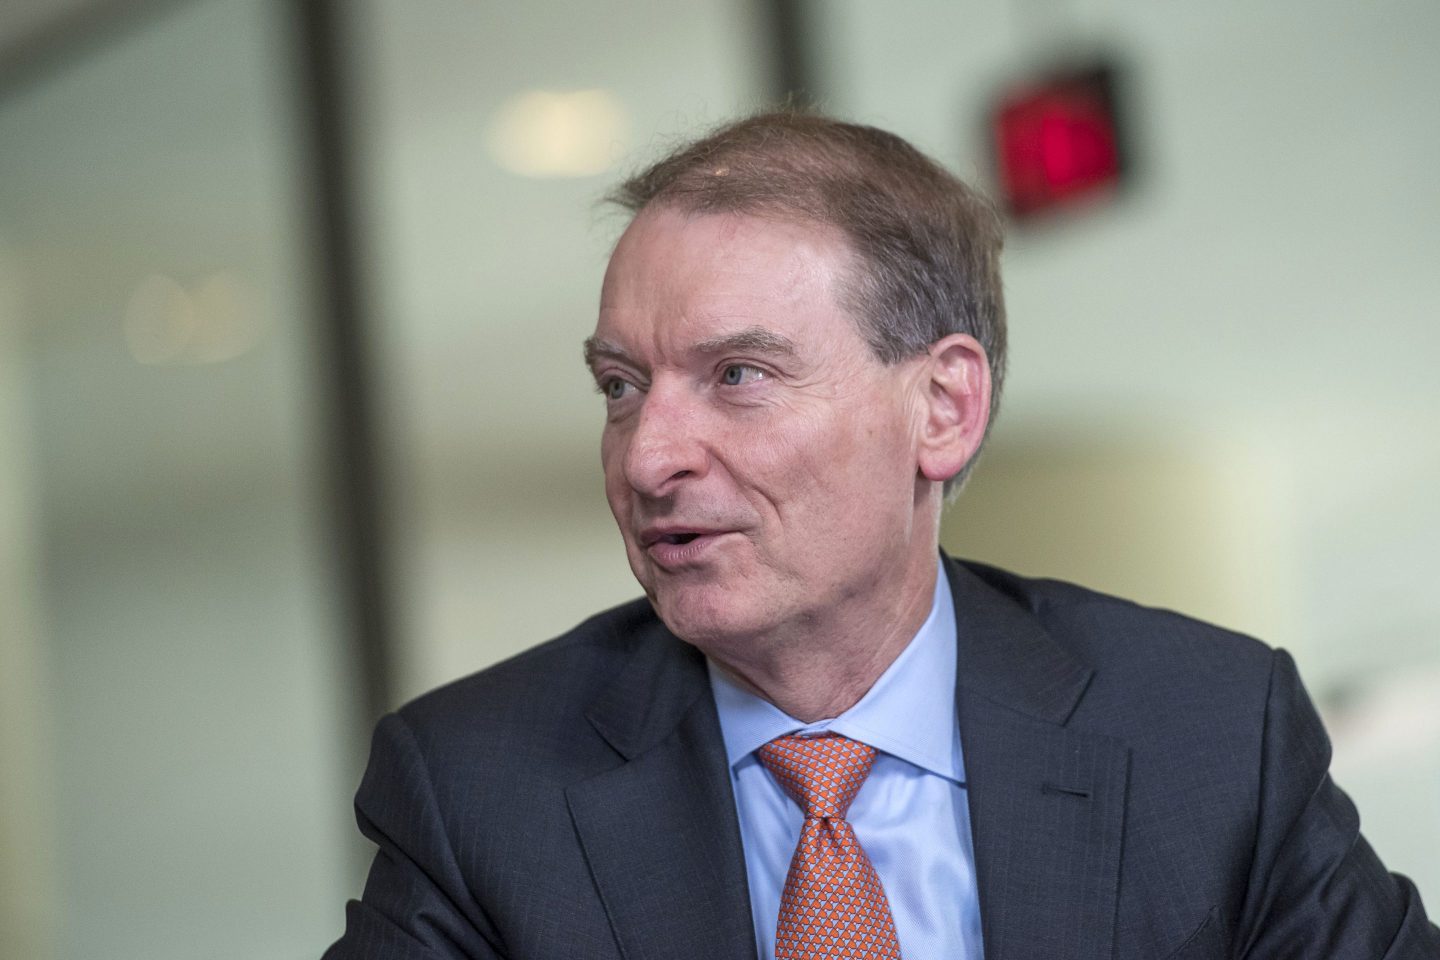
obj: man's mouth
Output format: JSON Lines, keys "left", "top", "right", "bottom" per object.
{"left": 639, "top": 527, "right": 731, "bottom": 565}
{"left": 641, "top": 526, "right": 719, "bottom": 547}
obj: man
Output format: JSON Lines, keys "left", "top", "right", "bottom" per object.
{"left": 325, "top": 114, "right": 1438, "bottom": 959}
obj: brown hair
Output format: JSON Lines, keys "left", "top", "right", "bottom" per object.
{"left": 608, "top": 111, "right": 1007, "bottom": 493}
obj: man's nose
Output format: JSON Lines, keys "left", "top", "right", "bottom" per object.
{"left": 621, "top": 385, "right": 708, "bottom": 497}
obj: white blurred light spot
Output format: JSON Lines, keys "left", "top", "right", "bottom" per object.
{"left": 124, "top": 271, "right": 261, "bottom": 365}
{"left": 486, "top": 89, "right": 630, "bottom": 178}
{"left": 190, "top": 272, "right": 261, "bottom": 363}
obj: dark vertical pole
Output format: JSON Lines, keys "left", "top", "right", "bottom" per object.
{"left": 289, "top": 0, "right": 396, "bottom": 726}
{"left": 760, "top": 0, "right": 818, "bottom": 107}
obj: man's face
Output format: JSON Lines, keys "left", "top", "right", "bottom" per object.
{"left": 588, "top": 207, "right": 929, "bottom": 654}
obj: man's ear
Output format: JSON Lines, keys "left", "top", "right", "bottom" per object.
{"left": 915, "top": 333, "right": 991, "bottom": 484}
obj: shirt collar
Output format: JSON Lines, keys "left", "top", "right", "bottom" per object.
{"left": 707, "top": 561, "right": 964, "bottom": 784}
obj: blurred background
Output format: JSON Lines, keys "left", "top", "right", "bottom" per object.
{"left": 1, "top": 0, "right": 1436, "bottom": 957}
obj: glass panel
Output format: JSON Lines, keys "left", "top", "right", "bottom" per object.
{"left": 0, "top": 2, "right": 360, "bottom": 957}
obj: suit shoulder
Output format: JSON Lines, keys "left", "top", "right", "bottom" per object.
{"left": 956, "top": 557, "right": 1275, "bottom": 681}
{"left": 394, "top": 595, "right": 659, "bottom": 736}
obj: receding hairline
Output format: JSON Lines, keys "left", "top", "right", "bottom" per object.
{"left": 604, "top": 110, "right": 958, "bottom": 218}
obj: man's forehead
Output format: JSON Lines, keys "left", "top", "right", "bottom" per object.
{"left": 603, "top": 206, "right": 850, "bottom": 289}
{"left": 587, "top": 207, "right": 864, "bottom": 374}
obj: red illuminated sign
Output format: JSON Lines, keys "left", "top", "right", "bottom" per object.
{"left": 992, "top": 63, "right": 1126, "bottom": 218}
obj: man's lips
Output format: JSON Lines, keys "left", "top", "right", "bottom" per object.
{"left": 638, "top": 525, "right": 732, "bottom": 548}
{"left": 636, "top": 525, "right": 739, "bottom": 567}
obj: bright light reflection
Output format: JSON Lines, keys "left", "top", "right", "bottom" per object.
{"left": 485, "top": 89, "right": 630, "bottom": 178}
{"left": 190, "top": 271, "right": 260, "bottom": 363}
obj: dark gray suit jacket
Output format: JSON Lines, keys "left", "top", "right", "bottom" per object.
{"left": 324, "top": 556, "right": 1440, "bottom": 959}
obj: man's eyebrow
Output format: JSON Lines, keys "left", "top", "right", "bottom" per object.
{"left": 583, "top": 327, "right": 798, "bottom": 372}
{"left": 582, "top": 336, "right": 630, "bottom": 372}
{"left": 691, "top": 326, "right": 798, "bottom": 359}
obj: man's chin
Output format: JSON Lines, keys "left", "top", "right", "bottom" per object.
{"left": 647, "top": 586, "right": 763, "bottom": 652}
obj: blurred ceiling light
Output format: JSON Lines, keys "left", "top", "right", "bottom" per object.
{"left": 486, "top": 89, "right": 630, "bottom": 178}
{"left": 189, "top": 271, "right": 261, "bottom": 363}
{"left": 124, "top": 271, "right": 261, "bottom": 365}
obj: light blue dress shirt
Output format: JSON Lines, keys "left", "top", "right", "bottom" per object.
{"left": 707, "top": 564, "right": 984, "bottom": 960}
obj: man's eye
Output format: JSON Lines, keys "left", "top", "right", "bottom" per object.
{"left": 602, "top": 378, "right": 634, "bottom": 401}
{"left": 720, "top": 364, "right": 764, "bottom": 386}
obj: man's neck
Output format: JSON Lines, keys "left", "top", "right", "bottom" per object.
{"left": 708, "top": 554, "right": 941, "bottom": 723}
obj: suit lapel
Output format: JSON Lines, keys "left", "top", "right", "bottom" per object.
{"left": 946, "top": 558, "right": 1130, "bottom": 960}
{"left": 567, "top": 620, "right": 756, "bottom": 960}
{"left": 567, "top": 559, "right": 1128, "bottom": 960}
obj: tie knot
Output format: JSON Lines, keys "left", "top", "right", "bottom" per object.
{"left": 757, "top": 734, "right": 876, "bottom": 820}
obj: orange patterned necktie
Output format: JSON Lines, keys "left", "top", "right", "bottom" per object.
{"left": 757, "top": 734, "right": 903, "bottom": 960}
